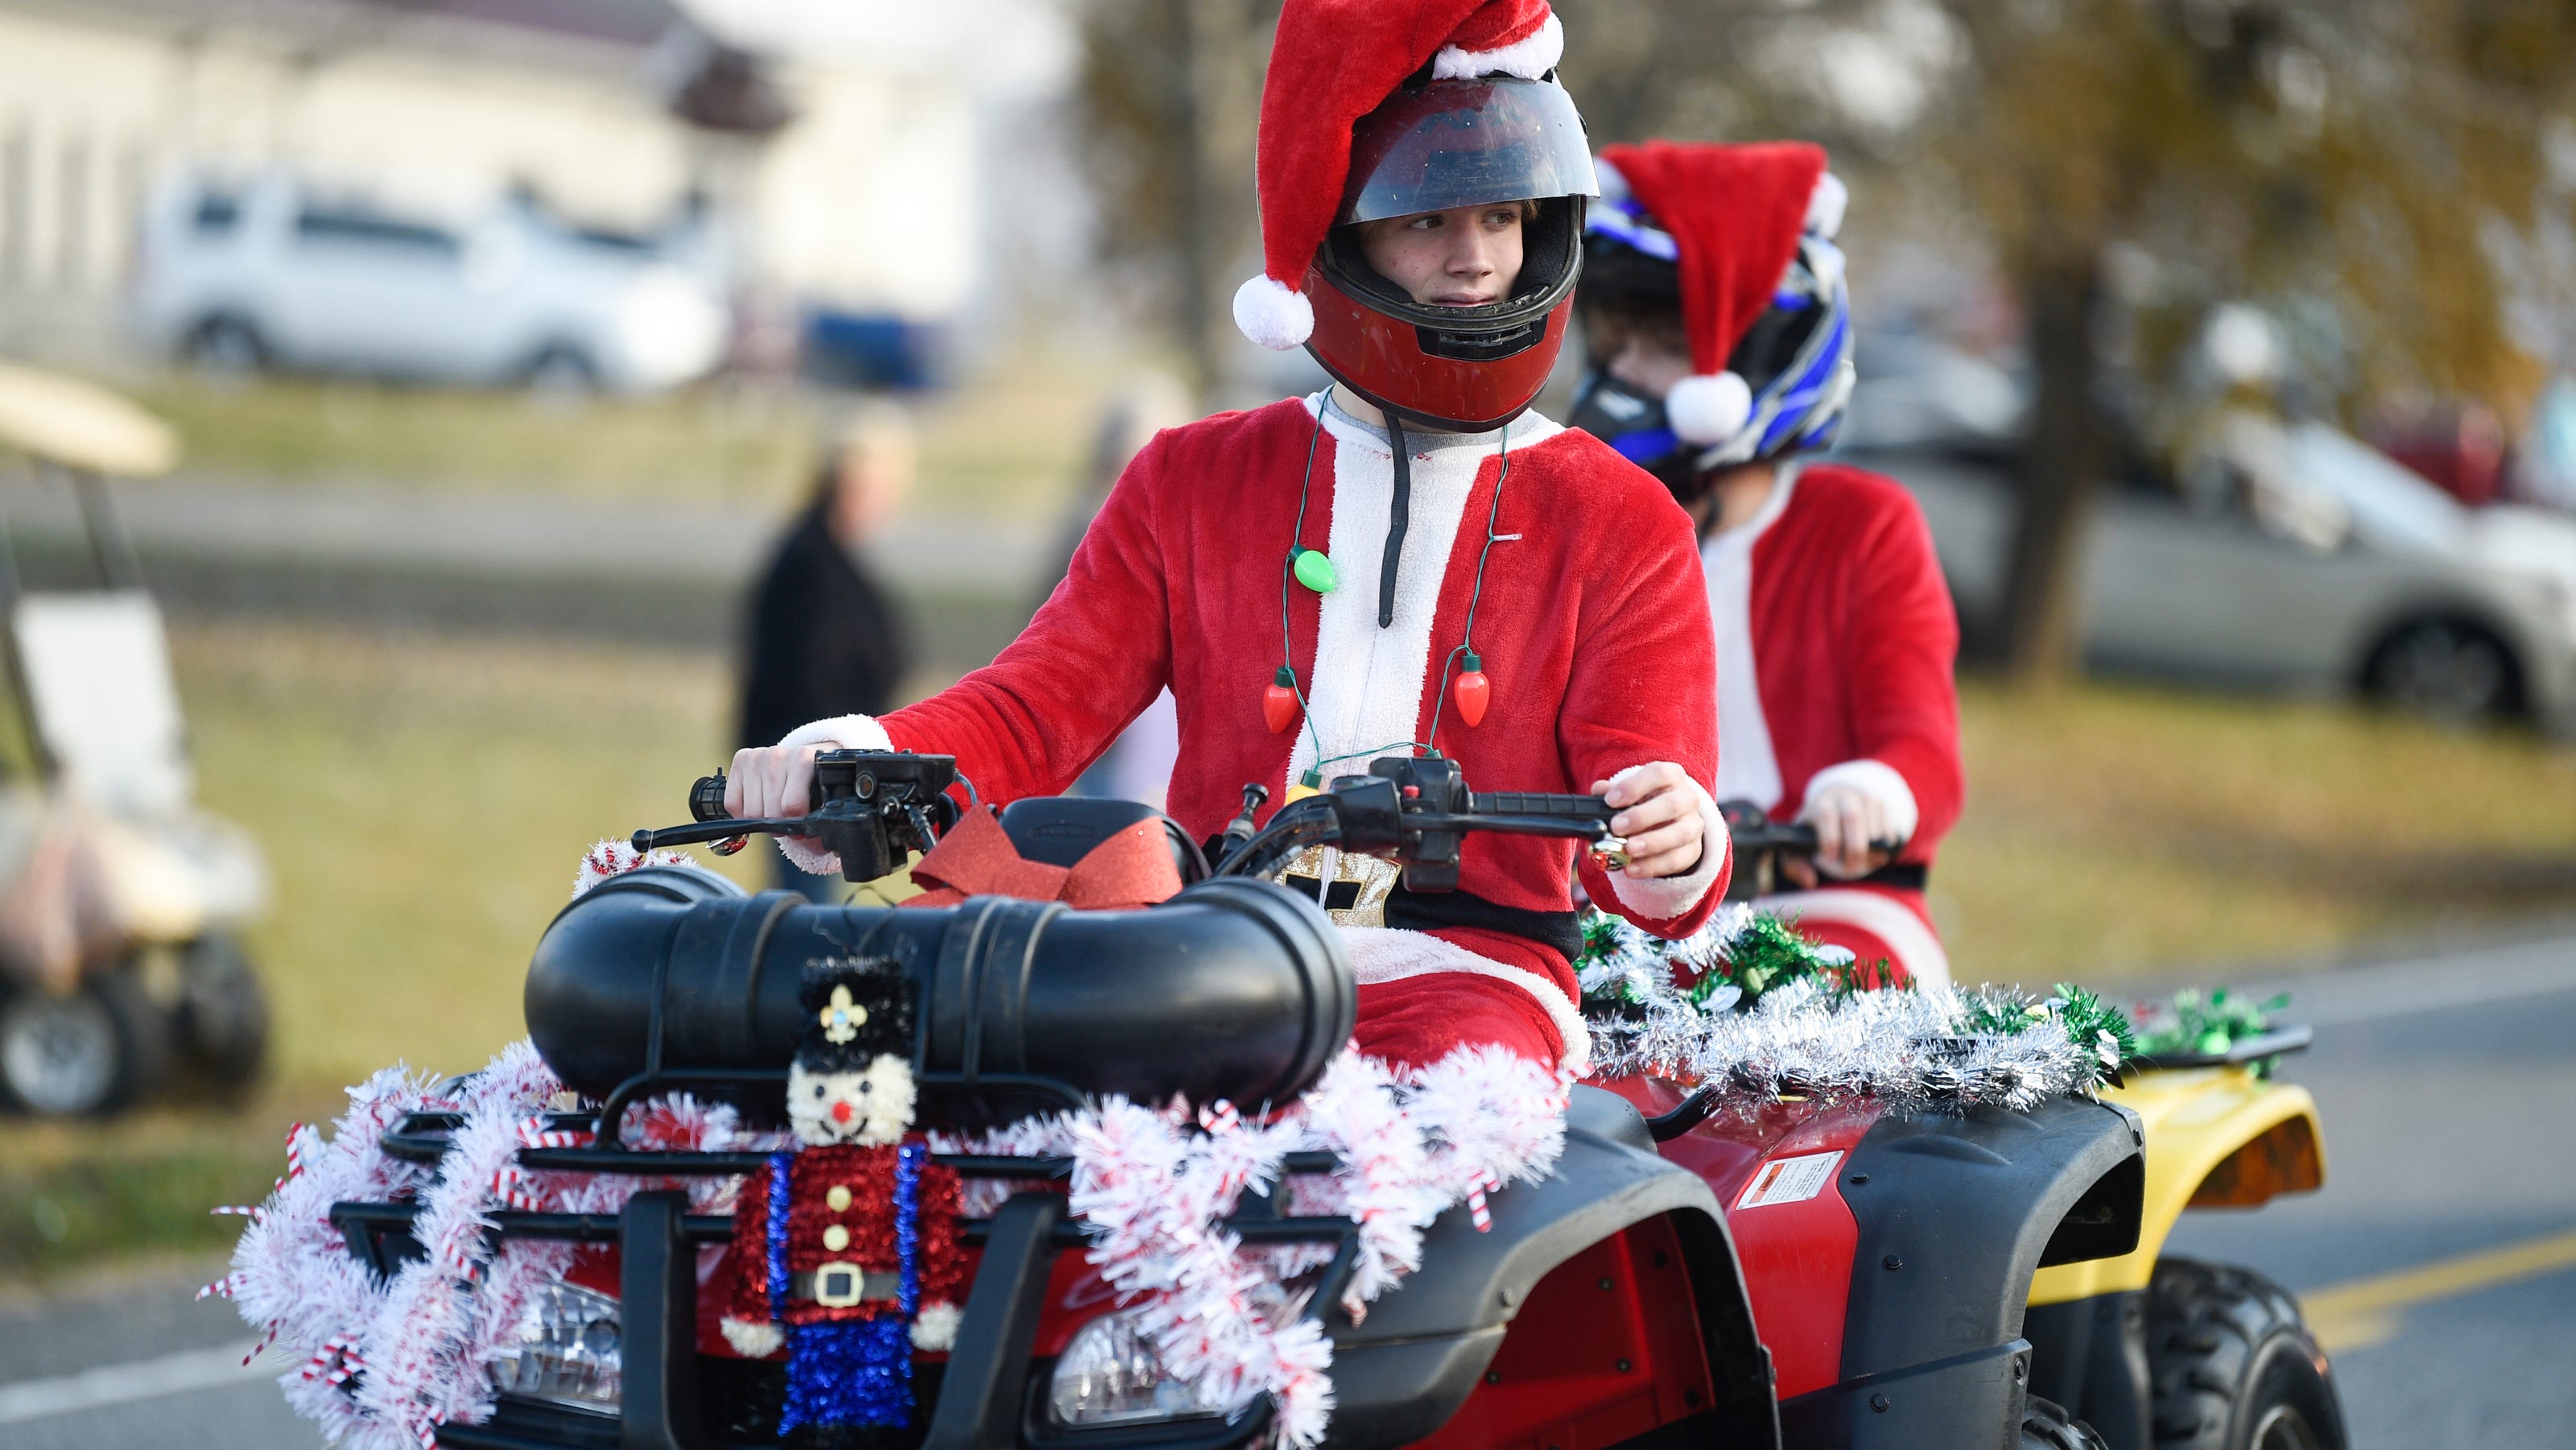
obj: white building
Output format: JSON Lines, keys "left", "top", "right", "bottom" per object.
{"left": 0, "top": 0, "right": 1075, "bottom": 363}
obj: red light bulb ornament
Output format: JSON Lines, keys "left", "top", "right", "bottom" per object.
{"left": 1452, "top": 651, "right": 1491, "bottom": 729}
{"left": 1263, "top": 667, "right": 1301, "bottom": 734}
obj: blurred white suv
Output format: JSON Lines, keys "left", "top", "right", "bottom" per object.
{"left": 131, "top": 174, "right": 726, "bottom": 394}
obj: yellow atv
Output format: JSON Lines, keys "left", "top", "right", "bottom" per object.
{"left": 2025, "top": 1023, "right": 2334, "bottom": 1450}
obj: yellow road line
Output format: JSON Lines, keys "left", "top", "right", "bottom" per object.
{"left": 2301, "top": 1226, "right": 2576, "bottom": 1353}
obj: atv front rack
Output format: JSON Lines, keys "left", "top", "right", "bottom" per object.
{"left": 336, "top": 1077, "right": 1361, "bottom": 1450}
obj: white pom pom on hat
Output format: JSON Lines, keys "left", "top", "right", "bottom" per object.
{"left": 1234, "top": 275, "right": 1315, "bottom": 351}
{"left": 1666, "top": 370, "right": 1752, "bottom": 446}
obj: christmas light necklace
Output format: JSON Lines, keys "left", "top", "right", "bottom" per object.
{"left": 1266, "top": 395, "right": 1513, "bottom": 790}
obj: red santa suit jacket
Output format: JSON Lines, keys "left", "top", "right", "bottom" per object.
{"left": 1704, "top": 461, "right": 1963, "bottom": 984}
{"left": 782, "top": 395, "right": 1731, "bottom": 1073}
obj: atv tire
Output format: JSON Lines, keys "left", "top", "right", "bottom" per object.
{"left": 2022, "top": 1394, "right": 2111, "bottom": 1449}
{"left": 178, "top": 934, "right": 270, "bottom": 1090}
{"left": 2148, "top": 1258, "right": 2347, "bottom": 1450}
{"left": 0, "top": 967, "right": 173, "bottom": 1115}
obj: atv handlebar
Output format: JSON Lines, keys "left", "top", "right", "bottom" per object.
{"left": 1210, "top": 756, "right": 1621, "bottom": 892}
{"left": 1718, "top": 798, "right": 1913, "bottom": 902}
{"left": 638, "top": 750, "right": 1620, "bottom": 892}
{"left": 634, "top": 750, "right": 964, "bottom": 882}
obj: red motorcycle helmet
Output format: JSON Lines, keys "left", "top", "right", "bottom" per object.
{"left": 1304, "top": 74, "right": 1598, "bottom": 432}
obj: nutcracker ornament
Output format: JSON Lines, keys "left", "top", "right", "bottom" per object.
{"left": 720, "top": 956, "right": 965, "bottom": 1448}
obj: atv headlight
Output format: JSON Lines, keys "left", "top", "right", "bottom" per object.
{"left": 1048, "top": 1309, "right": 1237, "bottom": 1429}
{"left": 492, "top": 1281, "right": 621, "bottom": 1410}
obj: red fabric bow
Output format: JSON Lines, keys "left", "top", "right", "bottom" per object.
{"left": 900, "top": 808, "right": 1182, "bottom": 911}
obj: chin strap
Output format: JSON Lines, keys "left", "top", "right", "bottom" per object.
{"left": 1379, "top": 411, "right": 1410, "bottom": 629}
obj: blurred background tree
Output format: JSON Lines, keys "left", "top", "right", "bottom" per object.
{"left": 1078, "top": 0, "right": 2576, "bottom": 679}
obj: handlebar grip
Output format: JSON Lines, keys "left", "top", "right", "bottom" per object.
{"left": 689, "top": 774, "right": 731, "bottom": 824}
{"left": 1468, "top": 791, "right": 1615, "bottom": 822}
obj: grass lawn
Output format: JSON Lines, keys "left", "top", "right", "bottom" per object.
{"left": 127, "top": 357, "right": 1114, "bottom": 522}
{"left": 1942, "top": 680, "right": 2576, "bottom": 981}
{"left": 5, "top": 622, "right": 2573, "bottom": 1282}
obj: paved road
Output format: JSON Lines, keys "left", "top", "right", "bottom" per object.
{"left": 4, "top": 935, "right": 2571, "bottom": 1449}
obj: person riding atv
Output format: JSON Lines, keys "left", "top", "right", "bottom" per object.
{"left": 730, "top": 0, "right": 1728, "bottom": 1076}
{"left": 1566, "top": 141, "right": 1962, "bottom": 989}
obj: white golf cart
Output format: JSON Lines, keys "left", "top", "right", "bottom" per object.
{"left": 0, "top": 361, "right": 270, "bottom": 1114}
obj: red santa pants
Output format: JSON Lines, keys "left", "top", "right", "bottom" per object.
{"left": 1351, "top": 973, "right": 1567, "bottom": 1072}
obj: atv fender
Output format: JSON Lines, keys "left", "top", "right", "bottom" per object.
{"left": 1781, "top": 1096, "right": 2144, "bottom": 1450}
{"left": 2019, "top": 1070, "right": 2323, "bottom": 1450}
{"left": 2029, "top": 1068, "right": 2323, "bottom": 1306}
{"left": 1317, "top": 1086, "right": 1780, "bottom": 1450}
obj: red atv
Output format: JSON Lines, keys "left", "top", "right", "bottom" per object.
{"left": 328, "top": 752, "right": 2341, "bottom": 1450}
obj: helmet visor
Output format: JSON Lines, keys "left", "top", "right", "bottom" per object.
{"left": 1340, "top": 77, "right": 1599, "bottom": 225}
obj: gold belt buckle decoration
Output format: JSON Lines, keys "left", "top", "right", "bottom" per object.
{"left": 811, "top": 1261, "right": 867, "bottom": 1308}
{"left": 1283, "top": 846, "right": 1399, "bottom": 928}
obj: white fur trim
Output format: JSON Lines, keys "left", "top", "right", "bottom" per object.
{"left": 772, "top": 714, "right": 894, "bottom": 874}
{"left": 778, "top": 713, "right": 893, "bottom": 753}
{"left": 1432, "top": 12, "right": 1563, "bottom": 81}
{"left": 1666, "top": 371, "right": 1752, "bottom": 445}
{"left": 1234, "top": 275, "right": 1314, "bottom": 350}
{"left": 1798, "top": 758, "right": 1921, "bottom": 851}
{"left": 1807, "top": 171, "right": 1848, "bottom": 240}
{"left": 912, "top": 1302, "right": 962, "bottom": 1351}
{"left": 1758, "top": 886, "right": 1951, "bottom": 988}
{"left": 1342, "top": 926, "right": 1591, "bottom": 1076}
{"left": 1703, "top": 464, "right": 1800, "bottom": 810}
{"left": 1599, "top": 765, "right": 1726, "bottom": 925}
{"left": 721, "top": 1317, "right": 784, "bottom": 1357}
{"left": 1285, "top": 397, "right": 1547, "bottom": 793}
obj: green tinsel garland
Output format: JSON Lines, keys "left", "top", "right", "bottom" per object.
{"left": 1578, "top": 909, "right": 2141, "bottom": 1100}
{"left": 2133, "top": 988, "right": 2290, "bottom": 1073}
{"left": 1577, "top": 905, "right": 1860, "bottom": 1012}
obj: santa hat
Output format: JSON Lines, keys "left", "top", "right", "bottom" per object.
{"left": 1594, "top": 140, "right": 1843, "bottom": 445}
{"left": 1232, "top": 0, "right": 1565, "bottom": 350}
{"left": 797, "top": 955, "right": 914, "bottom": 1072}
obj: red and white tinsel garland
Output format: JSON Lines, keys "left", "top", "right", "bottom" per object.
{"left": 211, "top": 1039, "right": 770, "bottom": 1449}
{"left": 937, "top": 1042, "right": 1572, "bottom": 1450}
{"left": 572, "top": 839, "right": 714, "bottom": 899}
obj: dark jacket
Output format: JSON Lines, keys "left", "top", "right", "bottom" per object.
{"left": 737, "top": 504, "right": 910, "bottom": 750}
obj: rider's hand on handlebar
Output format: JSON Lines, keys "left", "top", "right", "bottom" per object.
{"left": 1787, "top": 783, "right": 1895, "bottom": 888}
{"left": 725, "top": 743, "right": 830, "bottom": 824}
{"left": 1593, "top": 763, "right": 1707, "bottom": 880}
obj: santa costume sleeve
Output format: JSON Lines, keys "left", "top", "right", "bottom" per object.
{"left": 1810, "top": 480, "right": 1963, "bottom": 855}
{"left": 782, "top": 434, "right": 1179, "bottom": 805}
{"left": 1563, "top": 476, "right": 1730, "bottom": 936}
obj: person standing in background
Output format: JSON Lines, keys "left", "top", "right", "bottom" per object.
{"left": 737, "top": 405, "right": 916, "bottom": 899}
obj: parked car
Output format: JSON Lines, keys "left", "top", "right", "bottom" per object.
{"left": 1856, "top": 429, "right": 2576, "bottom": 731}
{"left": 130, "top": 174, "right": 726, "bottom": 394}
{"left": 1841, "top": 339, "right": 2576, "bottom": 731}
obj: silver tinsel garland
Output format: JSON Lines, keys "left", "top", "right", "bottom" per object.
{"left": 1580, "top": 912, "right": 2128, "bottom": 1117}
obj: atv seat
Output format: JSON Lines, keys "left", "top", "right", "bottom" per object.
{"left": 12, "top": 590, "right": 194, "bottom": 817}
{"left": 994, "top": 795, "right": 1208, "bottom": 886}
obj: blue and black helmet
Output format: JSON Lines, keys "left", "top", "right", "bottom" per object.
{"left": 1569, "top": 163, "right": 1856, "bottom": 499}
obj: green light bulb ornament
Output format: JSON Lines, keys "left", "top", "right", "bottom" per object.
{"left": 1292, "top": 547, "right": 1338, "bottom": 594}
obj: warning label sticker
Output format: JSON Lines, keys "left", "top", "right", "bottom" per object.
{"left": 1736, "top": 1151, "right": 1844, "bottom": 1209}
